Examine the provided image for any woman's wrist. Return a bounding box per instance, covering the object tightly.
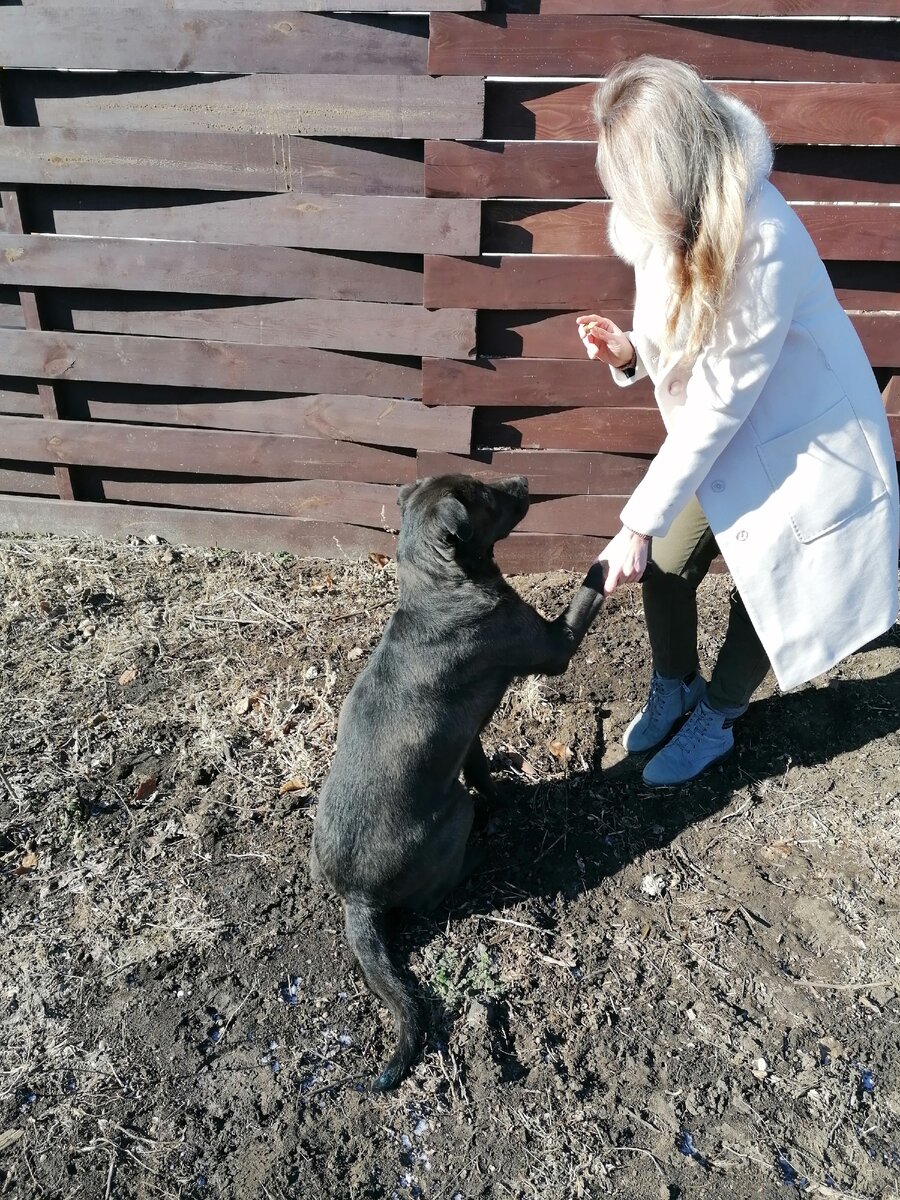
[624,524,650,543]
[617,342,637,371]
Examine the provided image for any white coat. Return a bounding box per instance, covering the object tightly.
[609,96,899,692]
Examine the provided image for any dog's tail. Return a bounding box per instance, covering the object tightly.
[344,901,423,1091]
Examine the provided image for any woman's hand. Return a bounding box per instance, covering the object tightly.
[598,525,650,595]
[576,314,635,368]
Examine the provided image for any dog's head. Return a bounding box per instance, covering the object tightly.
[396,474,529,571]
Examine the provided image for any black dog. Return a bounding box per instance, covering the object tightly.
[311,474,605,1089]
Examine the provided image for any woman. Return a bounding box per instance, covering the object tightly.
[578,57,899,787]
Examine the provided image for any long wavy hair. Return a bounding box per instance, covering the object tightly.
[592,56,753,360]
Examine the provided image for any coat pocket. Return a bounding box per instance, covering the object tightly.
[756,397,888,544]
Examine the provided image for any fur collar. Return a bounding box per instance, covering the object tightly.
[607,92,774,267]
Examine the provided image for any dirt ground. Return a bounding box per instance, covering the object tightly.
[1,534,899,1200]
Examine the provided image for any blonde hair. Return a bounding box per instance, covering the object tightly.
[592,56,752,360]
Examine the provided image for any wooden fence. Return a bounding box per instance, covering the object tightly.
[0,1,897,572]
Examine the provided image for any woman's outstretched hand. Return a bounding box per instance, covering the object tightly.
[576,314,635,368]
[598,525,650,595]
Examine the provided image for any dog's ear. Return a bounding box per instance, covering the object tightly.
[397,480,422,510]
[435,495,473,543]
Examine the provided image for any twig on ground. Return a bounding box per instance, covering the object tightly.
[610,1145,666,1180]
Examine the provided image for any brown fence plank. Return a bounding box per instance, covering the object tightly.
[0,464,56,496]
[70,299,476,359]
[98,474,399,525]
[479,311,900,367]
[495,532,606,572]
[493,1,900,14]
[11,72,483,141]
[425,255,900,313]
[0,329,422,398]
[429,16,900,82]
[50,194,481,256]
[0,494,397,558]
[487,81,900,144]
[417,448,649,494]
[425,254,634,310]
[0,10,428,74]
[67,389,473,453]
[426,143,899,204]
[0,302,24,329]
[22,0,483,8]
[0,387,43,417]
[0,413,417,484]
[424,356,662,410]
[517,493,623,535]
[0,236,423,304]
[484,201,900,260]
[0,128,425,194]
[479,406,665,453]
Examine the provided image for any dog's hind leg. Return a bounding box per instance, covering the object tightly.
[309,837,324,884]
[463,736,496,808]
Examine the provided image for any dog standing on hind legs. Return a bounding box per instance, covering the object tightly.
[310,474,606,1090]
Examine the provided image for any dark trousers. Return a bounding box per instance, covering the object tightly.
[642,496,771,712]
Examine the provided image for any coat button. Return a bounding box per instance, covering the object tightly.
[736,530,748,542]
[668,379,685,396]
[711,480,725,493]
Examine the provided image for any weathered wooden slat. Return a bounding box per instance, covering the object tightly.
[10,73,483,141]
[0,386,44,417]
[425,254,634,310]
[517,493,623,535]
[486,81,900,144]
[476,406,665,453]
[0,494,398,559]
[0,10,428,74]
[0,413,417,484]
[491,1,900,14]
[478,310,630,361]
[496,532,606,573]
[50,194,481,256]
[68,389,473,453]
[477,405,900,455]
[0,236,423,304]
[852,315,900,369]
[0,329,422,398]
[426,143,899,204]
[0,464,56,496]
[429,16,900,82]
[425,255,900,313]
[69,298,476,359]
[484,201,899,260]
[23,0,483,10]
[97,474,399,525]
[425,356,651,412]
[417,449,649,495]
[0,128,425,194]
[0,302,25,329]
[478,311,900,367]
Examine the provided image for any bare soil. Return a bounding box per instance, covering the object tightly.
[1,535,899,1200]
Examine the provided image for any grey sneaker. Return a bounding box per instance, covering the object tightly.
[642,699,742,788]
[622,671,707,754]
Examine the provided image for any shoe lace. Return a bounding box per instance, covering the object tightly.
[644,674,681,720]
[643,674,672,720]
[673,703,718,752]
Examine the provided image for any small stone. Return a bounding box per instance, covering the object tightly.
[640,873,666,898]
[347,647,363,662]
[752,1056,768,1080]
